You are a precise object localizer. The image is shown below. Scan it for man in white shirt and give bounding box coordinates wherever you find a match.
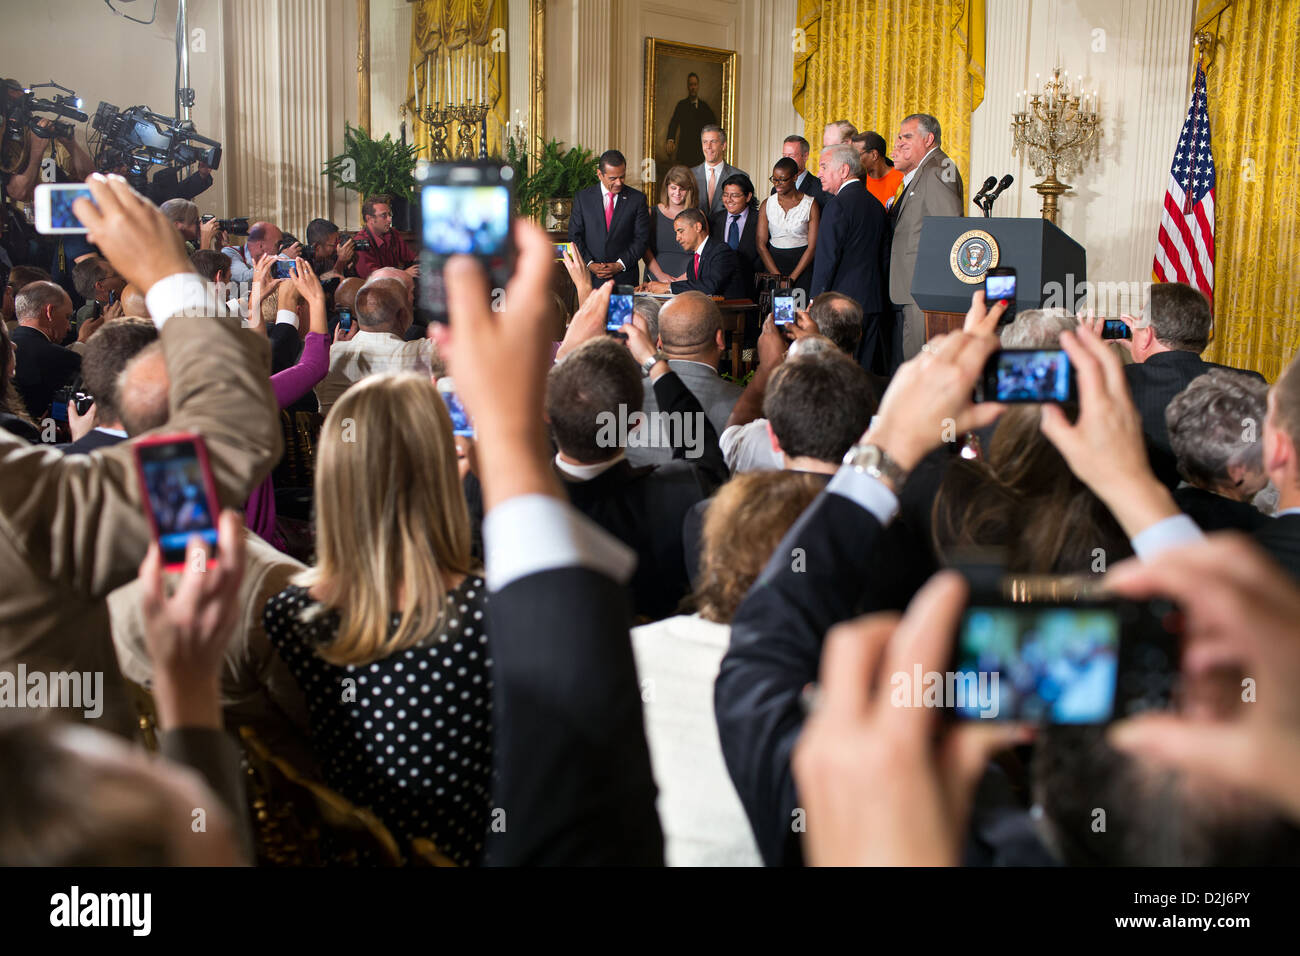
[693,125,747,218]
[314,279,441,415]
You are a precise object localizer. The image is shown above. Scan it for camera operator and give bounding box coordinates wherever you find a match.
[304,218,357,280]
[354,195,417,280]
[144,160,214,205]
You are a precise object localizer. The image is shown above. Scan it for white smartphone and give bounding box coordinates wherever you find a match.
[34,183,96,235]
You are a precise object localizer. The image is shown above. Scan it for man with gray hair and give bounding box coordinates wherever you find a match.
[888,112,964,367]
[693,124,747,217]
[1165,369,1271,532]
[1122,281,1265,489]
[811,144,887,372]
[11,280,80,419]
[998,308,1078,349]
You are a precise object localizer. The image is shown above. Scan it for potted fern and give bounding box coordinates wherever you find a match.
[507,138,599,231]
[323,123,421,230]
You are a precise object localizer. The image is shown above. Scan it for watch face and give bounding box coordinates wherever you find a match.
[858,445,883,470]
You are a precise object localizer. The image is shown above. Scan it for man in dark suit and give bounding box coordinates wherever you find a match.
[1122,282,1266,489]
[810,144,888,372]
[710,173,762,301]
[546,332,727,620]
[664,72,718,169]
[1255,353,1300,581]
[774,135,825,207]
[568,149,650,288]
[59,317,158,456]
[692,126,748,218]
[638,209,745,300]
[10,280,80,420]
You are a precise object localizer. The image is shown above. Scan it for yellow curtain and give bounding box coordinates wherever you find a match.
[1198,0,1300,381]
[408,0,509,159]
[793,0,985,186]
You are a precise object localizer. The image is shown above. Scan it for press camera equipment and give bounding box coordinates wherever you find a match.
[90,101,221,177]
[200,214,250,236]
[1,80,89,173]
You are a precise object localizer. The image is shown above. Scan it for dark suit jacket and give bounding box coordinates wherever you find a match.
[1252,513,1300,583]
[1174,486,1269,533]
[60,428,126,456]
[809,180,887,314]
[669,237,746,300]
[1124,350,1267,489]
[11,325,81,419]
[665,97,717,169]
[559,371,727,620]
[693,162,747,218]
[710,206,762,301]
[568,184,650,287]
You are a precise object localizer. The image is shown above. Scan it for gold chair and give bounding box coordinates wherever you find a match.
[122,679,159,752]
[238,725,403,867]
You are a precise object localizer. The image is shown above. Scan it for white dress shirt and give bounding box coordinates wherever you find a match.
[599,184,626,270]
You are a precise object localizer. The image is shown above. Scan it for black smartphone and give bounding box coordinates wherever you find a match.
[1101,318,1132,340]
[773,293,795,326]
[607,284,634,333]
[975,348,1076,404]
[271,257,295,280]
[946,599,1182,723]
[336,309,352,333]
[108,289,119,306]
[132,433,222,572]
[417,161,515,323]
[984,266,1016,325]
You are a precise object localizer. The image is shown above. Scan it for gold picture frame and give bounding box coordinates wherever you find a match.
[643,38,737,204]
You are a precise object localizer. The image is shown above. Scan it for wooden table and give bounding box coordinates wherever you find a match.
[717,299,760,377]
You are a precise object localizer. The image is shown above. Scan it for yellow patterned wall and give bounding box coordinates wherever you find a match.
[793,0,984,186]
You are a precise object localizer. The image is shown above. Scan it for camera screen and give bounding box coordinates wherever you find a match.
[48,187,93,230]
[773,296,795,325]
[439,387,475,437]
[985,273,1016,300]
[138,442,217,563]
[271,258,295,280]
[607,293,633,332]
[953,606,1120,722]
[422,185,510,257]
[1103,319,1132,340]
[995,350,1072,402]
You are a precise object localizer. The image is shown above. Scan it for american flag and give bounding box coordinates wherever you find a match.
[1153,62,1215,304]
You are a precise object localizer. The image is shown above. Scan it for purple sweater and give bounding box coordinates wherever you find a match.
[246,331,329,550]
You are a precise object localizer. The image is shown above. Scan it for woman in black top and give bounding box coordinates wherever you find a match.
[264,372,492,865]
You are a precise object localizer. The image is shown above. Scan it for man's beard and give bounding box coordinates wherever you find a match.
[1033,726,1300,866]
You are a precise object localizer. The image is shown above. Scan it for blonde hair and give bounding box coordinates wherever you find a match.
[662,164,699,209]
[295,373,474,665]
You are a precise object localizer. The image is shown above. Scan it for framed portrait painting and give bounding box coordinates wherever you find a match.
[643,38,737,202]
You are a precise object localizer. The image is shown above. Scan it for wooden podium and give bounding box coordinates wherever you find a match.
[913,217,1087,339]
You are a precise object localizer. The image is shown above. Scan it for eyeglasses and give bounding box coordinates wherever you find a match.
[769,176,793,184]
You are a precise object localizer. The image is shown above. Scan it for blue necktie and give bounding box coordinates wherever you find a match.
[727,215,740,250]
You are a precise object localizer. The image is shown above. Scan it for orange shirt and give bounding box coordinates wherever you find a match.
[866,168,905,209]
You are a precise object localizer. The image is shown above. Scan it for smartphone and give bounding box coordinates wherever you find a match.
[417,161,515,323]
[554,241,573,259]
[271,256,296,280]
[1101,318,1132,340]
[974,349,1077,404]
[336,309,352,333]
[437,378,475,438]
[773,293,795,326]
[34,183,95,235]
[947,599,1181,723]
[108,289,119,306]
[133,434,222,572]
[984,266,1016,325]
[607,284,634,333]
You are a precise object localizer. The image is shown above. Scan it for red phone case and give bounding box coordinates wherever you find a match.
[131,432,222,572]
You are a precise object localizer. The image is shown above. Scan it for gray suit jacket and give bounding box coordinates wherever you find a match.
[888,147,964,306]
[626,359,742,467]
[693,162,748,218]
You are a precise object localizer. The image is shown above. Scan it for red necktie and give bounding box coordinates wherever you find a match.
[605,192,614,229]
[694,251,701,277]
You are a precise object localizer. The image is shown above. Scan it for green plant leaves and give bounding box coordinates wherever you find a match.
[323,123,420,204]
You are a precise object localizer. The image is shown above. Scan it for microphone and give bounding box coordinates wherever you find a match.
[971,176,997,206]
[987,174,1015,203]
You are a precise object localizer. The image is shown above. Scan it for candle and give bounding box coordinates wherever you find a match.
[425,57,430,109]
[413,62,419,105]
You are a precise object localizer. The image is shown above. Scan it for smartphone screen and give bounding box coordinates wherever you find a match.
[773,294,795,326]
[336,309,352,332]
[607,286,634,333]
[554,241,573,259]
[978,349,1075,403]
[437,379,475,437]
[134,437,220,569]
[1102,319,1132,340]
[35,184,94,235]
[419,162,515,323]
[984,267,1017,324]
[271,257,295,280]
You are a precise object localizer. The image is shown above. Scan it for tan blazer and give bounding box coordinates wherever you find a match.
[888,147,965,306]
[0,314,282,738]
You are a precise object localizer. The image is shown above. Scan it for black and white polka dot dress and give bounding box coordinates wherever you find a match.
[263,575,493,866]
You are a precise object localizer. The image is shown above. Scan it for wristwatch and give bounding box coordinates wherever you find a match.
[842,442,909,489]
[641,351,668,375]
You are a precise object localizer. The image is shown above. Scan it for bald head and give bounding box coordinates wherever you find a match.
[120,283,148,318]
[245,222,283,261]
[354,281,409,336]
[117,342,170,436]
[366,267,414,308]
[658,291,724,365]
[334,276,364,312]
